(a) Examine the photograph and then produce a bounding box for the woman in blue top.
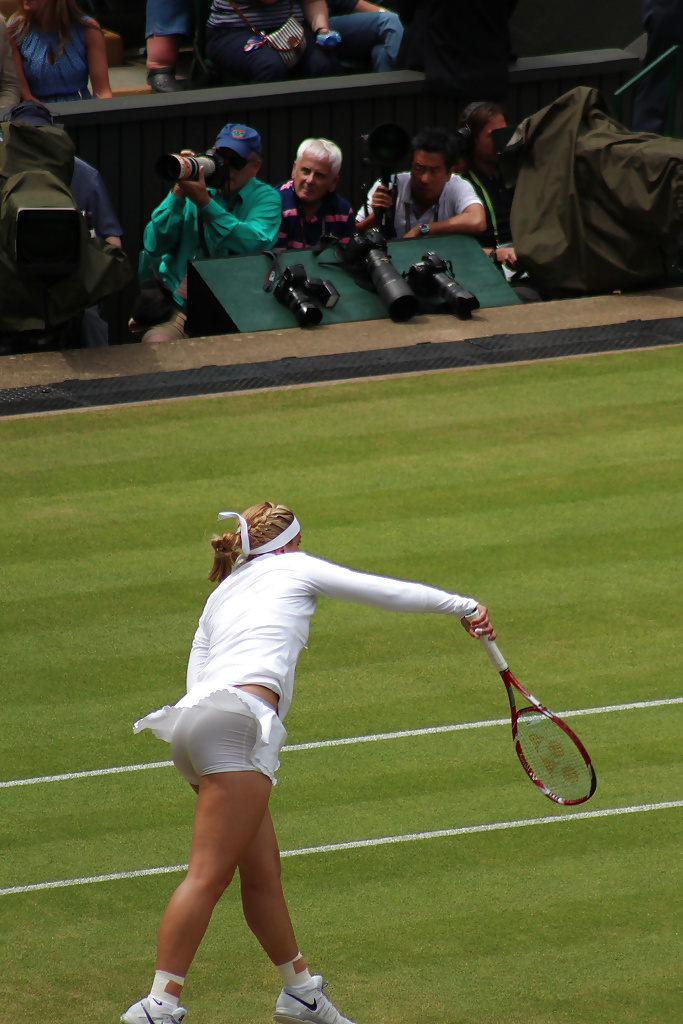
[9,0,112,102]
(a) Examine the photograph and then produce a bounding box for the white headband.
[217,510,301,560]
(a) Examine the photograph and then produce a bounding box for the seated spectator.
[145,0,193,93]
[205,0,344,84]
[70,154,124,346]
[396,0,517,100]
[129,123,281,343]
[327,1,403,72]
[276,137,355,249]
[456,101,517,271]
[8,0,112,103]
[0,14,21,111]
[632,0,683,134]
[357,125,485,240]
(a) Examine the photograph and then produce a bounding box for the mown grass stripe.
[2,697,681,789]
[1,800,680,897]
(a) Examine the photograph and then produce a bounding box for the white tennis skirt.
[133,685,287,785]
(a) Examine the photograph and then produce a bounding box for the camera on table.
[336,228,418,323]
[406,251,480,319]
[272,264,339,328]
[155,148,227,190]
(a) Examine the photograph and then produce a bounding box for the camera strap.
[311,232,340,256]
[263,250,284,292]
[197,211,211,258]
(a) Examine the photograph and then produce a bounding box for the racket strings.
[515,710,592,802]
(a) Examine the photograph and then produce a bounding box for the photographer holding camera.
[356,125,485,241]
[130,123,281,343]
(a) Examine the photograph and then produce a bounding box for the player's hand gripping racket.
[473,630,597,805]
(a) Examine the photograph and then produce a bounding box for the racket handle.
[479,637,509,673]
[464,609,509,672]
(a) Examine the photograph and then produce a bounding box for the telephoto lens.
[155,150,226,188]
[273,265,323,327]
[155,153,216,182]
[365,249,419,322]
[337,230,419,322]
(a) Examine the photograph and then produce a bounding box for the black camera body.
[272,264,340,328]
[360,123,411,239]
[337,228,418,323]
[407,251,480,319]
[155,148,227,190]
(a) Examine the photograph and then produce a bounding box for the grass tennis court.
[1,346,681,1024]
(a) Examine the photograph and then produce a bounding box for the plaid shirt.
[277,180,355,250]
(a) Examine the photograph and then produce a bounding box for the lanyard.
[468,170,499,246]
[298,209,327,244]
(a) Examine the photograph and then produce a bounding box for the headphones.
[455,101,488,155]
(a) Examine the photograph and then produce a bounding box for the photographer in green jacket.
[129,123,281,343]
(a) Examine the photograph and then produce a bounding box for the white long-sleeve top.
[184,550,477,721]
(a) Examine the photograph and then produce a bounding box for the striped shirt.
[208,0,304,31]
[277,179,355,250]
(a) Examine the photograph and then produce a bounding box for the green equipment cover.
[502,86,683,297]
[0,121,133,332]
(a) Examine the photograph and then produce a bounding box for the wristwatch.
[419,222,430,237]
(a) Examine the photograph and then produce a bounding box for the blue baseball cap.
[215,123,262,158]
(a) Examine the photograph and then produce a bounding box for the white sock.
[150,969,185,1009]
[277,953,313,989]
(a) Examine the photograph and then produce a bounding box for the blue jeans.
[327,11,403,72]
[205,24,344,83]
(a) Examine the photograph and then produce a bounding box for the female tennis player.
[122,502,494,1024]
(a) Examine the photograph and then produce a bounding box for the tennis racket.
[476,634,597,805]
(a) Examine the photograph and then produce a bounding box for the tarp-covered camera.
[0,119,132,334]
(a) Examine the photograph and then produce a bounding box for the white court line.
[2,696,682,790]
[1,799,681,897]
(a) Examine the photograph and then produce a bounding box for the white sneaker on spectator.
[274,975,356,1024]
[120,995,187,1024]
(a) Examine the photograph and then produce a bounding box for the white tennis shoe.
[120,996,187,1024]
[274,975,356,1024]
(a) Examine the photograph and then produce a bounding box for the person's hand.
[370,183,395,212]
[460,603,496,640]
[402,223,422,239]
[495,246,517,269]
[172,165,211,209]
[315,28,342,47]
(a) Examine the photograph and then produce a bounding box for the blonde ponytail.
[208,502,297,583]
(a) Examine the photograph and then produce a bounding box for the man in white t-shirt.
[356,125,485,240]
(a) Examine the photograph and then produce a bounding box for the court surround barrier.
[49,49,640,344]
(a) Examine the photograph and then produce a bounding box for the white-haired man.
[277,138,355,249]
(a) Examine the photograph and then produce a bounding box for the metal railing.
[613,44,681,135]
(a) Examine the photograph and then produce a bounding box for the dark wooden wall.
[53,49,640,343]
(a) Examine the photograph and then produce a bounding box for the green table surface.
[188,234,520,334]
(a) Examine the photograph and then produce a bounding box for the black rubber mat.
[1,317,681,417]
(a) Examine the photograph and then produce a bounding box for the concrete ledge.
[1,287,681,391]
